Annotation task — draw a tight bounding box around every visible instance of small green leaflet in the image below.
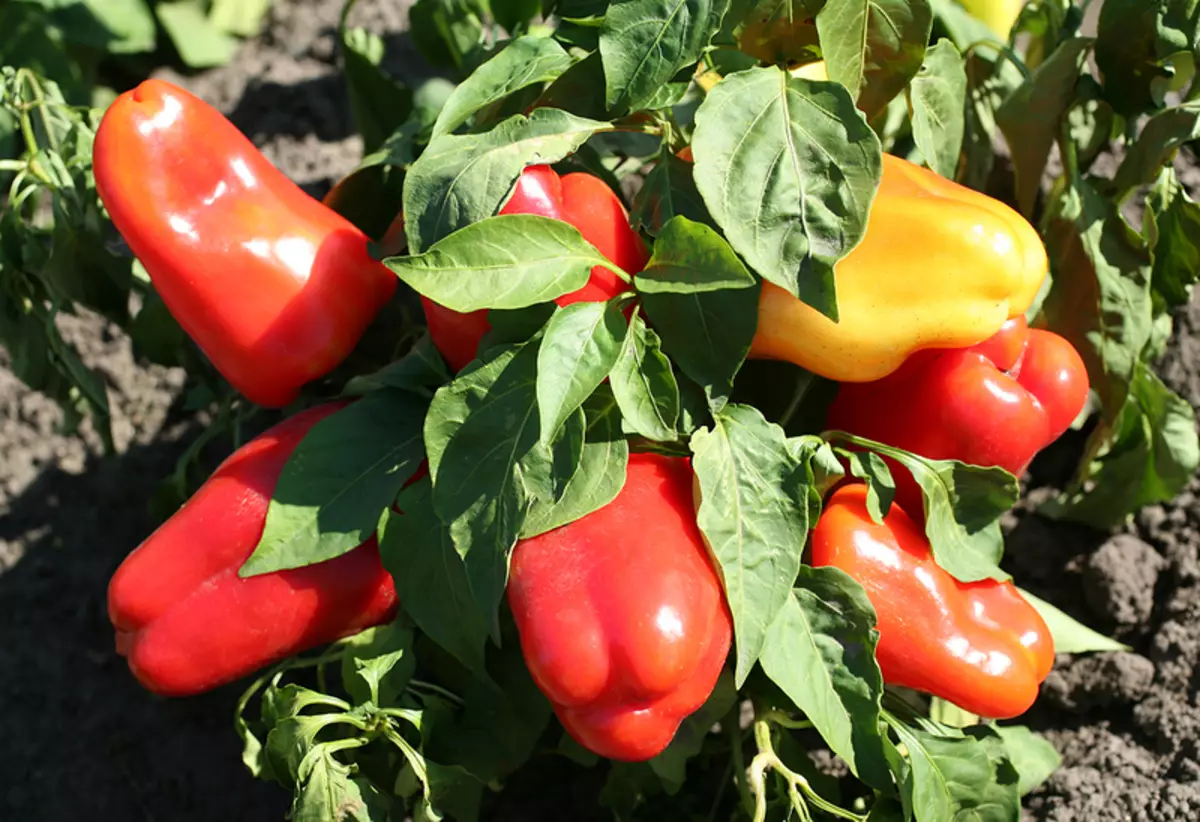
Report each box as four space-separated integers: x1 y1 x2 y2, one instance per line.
523 387 630 537
599 0 731 113
1018 588 1129 654
691 65 882 320
759 568 891 789
339 622 416 708
993 725 1062 796
609 311 680 441
240 392 427 577
403 108 610 252
386 214 615 312
1147 170 1200 311
292 751 389 822
816 0 934 119
633 216 757 294
536 299 629 445
431 36 575 139
691 404 812 684
381 480 490 675
907 38 967 179
340 18 413 155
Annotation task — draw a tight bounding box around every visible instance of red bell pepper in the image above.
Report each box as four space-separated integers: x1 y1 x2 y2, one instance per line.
108 404 398 696
506 452 732 761
94 80 397 408
811 484 1055 718
826 317 1089 516
421 165 649 372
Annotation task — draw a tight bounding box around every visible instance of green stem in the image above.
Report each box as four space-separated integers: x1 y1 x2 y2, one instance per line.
725 702 755 818
749 719 867 822
777 370 815 430
408 679 465 706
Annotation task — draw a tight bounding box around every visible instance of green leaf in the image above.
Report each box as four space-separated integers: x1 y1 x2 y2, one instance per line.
1113 100 1200 199
432 36 574 139
403 108 610 252
340 622 416 707
1147 171 1200 311
609 312 680 441
1044 363 1199 528
691 404 812 684
267 713 362 789
523 386 630 536
830 433 1018 582
760 568 891 789
640 264 759 408
387 214 613 312
340 22 413 154
424 341 554 630
294 752 390 822
840 449 895 523
691 65 882 319
1018 587 1130 654
907 38 967 179
424 759 484 822
536 299 629 444
1095 0 1197 117
381 480 490 674
630 153 714 236
240 392 427 577
156 1 238 68
634 216 757 294
49 0 158 53
995 37 1092 217
1040 176 1153 415
889 720 1020 822
816 0 934 118
409 0 485 73
343 336 451 398
993 725 1062 796
599 0 731 113
421 642 552 783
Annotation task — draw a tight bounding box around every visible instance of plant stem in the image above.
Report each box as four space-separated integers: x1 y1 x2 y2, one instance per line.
726 702 755 818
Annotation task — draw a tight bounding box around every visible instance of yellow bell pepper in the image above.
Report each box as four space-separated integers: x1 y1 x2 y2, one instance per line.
749 154 1048 382
957 0 1027 38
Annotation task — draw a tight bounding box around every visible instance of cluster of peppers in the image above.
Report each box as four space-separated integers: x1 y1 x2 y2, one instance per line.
98 80 1088 763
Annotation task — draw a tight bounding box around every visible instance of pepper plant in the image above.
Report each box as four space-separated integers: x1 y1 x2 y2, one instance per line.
6 0 1200 820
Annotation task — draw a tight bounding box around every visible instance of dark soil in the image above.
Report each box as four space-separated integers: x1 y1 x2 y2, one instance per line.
2 2 1199 820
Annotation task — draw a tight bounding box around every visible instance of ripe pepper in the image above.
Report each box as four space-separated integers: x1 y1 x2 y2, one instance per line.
956 0 1026 37
506 452 732 761
108 404 398 696
421 166 649 373
749 152 1048 382
811 484 1054 718
826 316 1090 517
94 80 397 408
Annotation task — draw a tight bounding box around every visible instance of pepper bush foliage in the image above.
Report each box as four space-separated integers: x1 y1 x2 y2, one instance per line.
5 0 1200 820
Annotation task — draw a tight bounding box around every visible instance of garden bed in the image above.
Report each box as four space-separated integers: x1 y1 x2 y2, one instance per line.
2 0 1199 819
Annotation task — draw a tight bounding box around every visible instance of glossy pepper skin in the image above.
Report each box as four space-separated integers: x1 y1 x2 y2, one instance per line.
507 453 732 761
421 166 649 373
812 484 1054 718
108 404 398 697
826 316 1090 517
94 80 397 408
749 152 1048 383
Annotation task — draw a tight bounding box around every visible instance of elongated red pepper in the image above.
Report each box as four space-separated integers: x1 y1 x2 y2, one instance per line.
812 484 1054 718
94 80 397 408
108 404 398 696
826 317 1089 515
507 452 732 761
422 166 648 372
